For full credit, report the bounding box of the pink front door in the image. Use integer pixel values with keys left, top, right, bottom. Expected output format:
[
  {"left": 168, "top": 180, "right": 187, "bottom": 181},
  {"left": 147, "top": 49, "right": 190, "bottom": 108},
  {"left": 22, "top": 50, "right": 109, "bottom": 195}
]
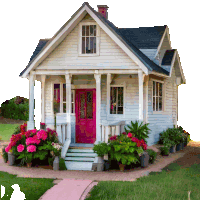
[{"left": 75, "top": 89, "right": 96, "bottom": 143}]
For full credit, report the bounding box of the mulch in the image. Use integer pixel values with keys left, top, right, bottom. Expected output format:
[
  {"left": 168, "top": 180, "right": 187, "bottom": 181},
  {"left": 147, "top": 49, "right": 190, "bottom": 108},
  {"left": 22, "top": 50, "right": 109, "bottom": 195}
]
[
  {"left": 0, "top": 116, "right": 26, "bottom": 124},
  {"left": 163, "top": 141, "right": 200, "bottom": 170}
]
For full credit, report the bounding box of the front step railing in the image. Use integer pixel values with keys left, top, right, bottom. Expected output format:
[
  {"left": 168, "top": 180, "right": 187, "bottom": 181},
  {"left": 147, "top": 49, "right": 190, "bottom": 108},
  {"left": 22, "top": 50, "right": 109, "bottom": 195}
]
[{"left": 100, "top": 121, "right": 126, "bottom": 143}]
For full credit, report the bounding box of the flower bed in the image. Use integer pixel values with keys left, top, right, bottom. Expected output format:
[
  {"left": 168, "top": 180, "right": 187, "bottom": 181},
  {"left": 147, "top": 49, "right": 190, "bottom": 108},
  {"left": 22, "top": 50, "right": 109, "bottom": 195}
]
[
  {"left": 93, "top": 120, "right": 151, "bottom": 171},
  {"left": 4, "top": 122, "right": 63, "bottom": 167}
]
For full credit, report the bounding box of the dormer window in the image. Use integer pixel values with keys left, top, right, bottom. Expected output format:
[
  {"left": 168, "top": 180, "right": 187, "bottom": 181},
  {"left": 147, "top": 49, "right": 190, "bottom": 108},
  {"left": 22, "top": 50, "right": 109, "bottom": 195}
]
[
  {"left": 79, "top": 22, "right": 99, "bottom": 56},
  {"left": 82, "top": 25, "right": 96, "bottom": 54}
]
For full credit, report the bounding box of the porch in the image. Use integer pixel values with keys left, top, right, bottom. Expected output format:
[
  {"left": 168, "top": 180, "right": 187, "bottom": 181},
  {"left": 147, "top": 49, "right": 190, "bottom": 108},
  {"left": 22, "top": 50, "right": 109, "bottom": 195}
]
[
  {"left": 27, "top": 69, "right": 147, "bottom": 144},
  {"left": 26, "top": 69, "right": 148, "bottom": 170}
]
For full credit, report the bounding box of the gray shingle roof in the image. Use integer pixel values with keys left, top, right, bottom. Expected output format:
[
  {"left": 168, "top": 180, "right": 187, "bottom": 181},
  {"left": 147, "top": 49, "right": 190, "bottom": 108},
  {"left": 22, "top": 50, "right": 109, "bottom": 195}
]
[
  {"left": 19, "top": 39, "right": 49, "bottom": 77},
  {"left": 118, "top": 26, "right": 166, "bottom": 49},
  {"left": 29, "top": 39, "right": 49, "bottom": 63},
  {"left": 162, "top": 49, "right": 176, "bottom": 65}
]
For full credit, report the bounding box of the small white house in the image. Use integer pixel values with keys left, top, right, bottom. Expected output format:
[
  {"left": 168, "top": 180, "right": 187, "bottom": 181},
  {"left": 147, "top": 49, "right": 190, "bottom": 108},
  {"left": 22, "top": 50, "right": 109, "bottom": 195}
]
[{"left": 19, "top": 2, "right": 186, "bottom": 170}]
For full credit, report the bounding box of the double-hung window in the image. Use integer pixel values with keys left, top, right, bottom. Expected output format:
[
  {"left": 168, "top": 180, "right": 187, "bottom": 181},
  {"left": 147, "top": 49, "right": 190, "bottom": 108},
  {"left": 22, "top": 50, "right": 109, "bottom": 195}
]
[
  {"left": 110, "top": 87, "right": 124, "bottom": 114},
  {"left": 152, "top": 81, "right": 163, "bottom": 111},
  {"left": 79, "top": 22, "right": 99, "bottom": 56},
  {"left": 82, "top": 25, "right": 96, "bottom": 54},
  {"left": 53, "top": 83, "right": 75, "bottom": 114}
]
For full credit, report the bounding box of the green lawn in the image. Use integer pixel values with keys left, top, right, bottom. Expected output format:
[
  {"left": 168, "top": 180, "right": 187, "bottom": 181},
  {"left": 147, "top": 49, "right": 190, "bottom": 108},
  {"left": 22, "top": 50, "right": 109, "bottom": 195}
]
[
  {"left": 85, "top": 163, "right": 200, "bottom": 200},
  {"left": 0, "top": 124, "right": 19, "bottom": 140},
  {"left": 0, "top": 171, "right": 55, "bottom": 200}
]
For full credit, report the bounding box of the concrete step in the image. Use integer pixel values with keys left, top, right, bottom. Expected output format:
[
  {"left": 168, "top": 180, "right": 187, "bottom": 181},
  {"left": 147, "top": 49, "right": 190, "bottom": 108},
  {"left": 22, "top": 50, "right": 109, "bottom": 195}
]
[{"left": 65, "top": 147, "right": 96, "bottom": 171}]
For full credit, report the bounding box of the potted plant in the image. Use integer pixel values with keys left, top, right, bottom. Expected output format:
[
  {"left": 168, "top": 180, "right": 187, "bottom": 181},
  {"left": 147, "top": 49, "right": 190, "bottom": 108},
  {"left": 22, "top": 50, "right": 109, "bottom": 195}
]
[
  {"left": 146, "top": 149, "right": 157, "bottom": 164},
  {"left": 2, "top": 146, "right": 8, "bottom": 163},
  {"left": 140, "top": 151, "right": 149, "bottom": 168},
  {"left": 107, "top": 132, "right": 146, "bottom": 171},
  {"left": 51, "top": 142, "right": 63, "bottom": 170},
  {"left": 93, "top": 142, "right": 110, "bottom": 171},
  {"left": 40, "top": 122, "right": 46, "bottom": 130},
  {"left": 169, "top": 141, "right": 176, "bottom": 153},
  {"left": 8, "top": 150, "right": 15, "bottom": 166},
  {"left": 160, "top": 146, "right": 169, "bottom": 156},
  {"left": 161, "top": 128, "right": 177, "bottom": 153},
  {"left": 4, "top": 124, "right": 60, "bottom": 169},
  {"left": 176, "top": 130, "right": 184, "bottom": 151}
]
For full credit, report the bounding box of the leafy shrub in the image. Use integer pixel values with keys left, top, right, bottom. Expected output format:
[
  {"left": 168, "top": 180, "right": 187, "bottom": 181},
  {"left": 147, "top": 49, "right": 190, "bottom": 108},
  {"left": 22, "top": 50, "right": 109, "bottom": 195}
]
[
  {"left": 160, "top": 146, "right": 169, "bottom": 156},
  {"left": 59, "top": 158, "right": 67, "bottom": 170},
  {"left": 1, "top": 96, "right": 29, "bottom": 121},
  {"left": 124, "top": 120, "right": 151, "bottom": 144},
  {"left": 93, "top": 142, "right": 110, "bottom": 157},
  {"left": 2, "top": 146, "right": 8, "bottom": 162},
  {"left": 158, "top": 127, "right": 184, "bottom": 147},
  {"left": 146, "top": 149, "right": 157, "bottom": 164}
]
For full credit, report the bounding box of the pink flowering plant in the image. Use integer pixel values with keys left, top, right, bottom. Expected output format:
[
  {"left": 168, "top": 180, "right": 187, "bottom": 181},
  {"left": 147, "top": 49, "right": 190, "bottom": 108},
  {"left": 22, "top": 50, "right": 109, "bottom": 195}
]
[
  {"left": 5, "top": 123, "right": 60, "bottom": 166},
  {"left": 108, "top": 132, "right": 147, "bottom": 166}
]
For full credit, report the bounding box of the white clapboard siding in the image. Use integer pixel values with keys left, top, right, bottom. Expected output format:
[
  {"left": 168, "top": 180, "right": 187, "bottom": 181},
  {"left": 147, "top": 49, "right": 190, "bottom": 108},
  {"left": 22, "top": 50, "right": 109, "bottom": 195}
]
[{"left": 37, "top": 17, "right": 139, "bottom": 70}]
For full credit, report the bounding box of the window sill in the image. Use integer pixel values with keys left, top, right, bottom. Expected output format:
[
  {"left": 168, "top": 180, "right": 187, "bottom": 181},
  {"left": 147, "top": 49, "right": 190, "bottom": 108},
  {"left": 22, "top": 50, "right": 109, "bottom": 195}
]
[
  {"left": 55, "top": 113, "right": 75, "bottom": 115},
  {"left": 153, "top": 111, "right": 166, "bottom": 114},
  {"left": 78, "top": 53, "right": 99, "bottom": 57}
]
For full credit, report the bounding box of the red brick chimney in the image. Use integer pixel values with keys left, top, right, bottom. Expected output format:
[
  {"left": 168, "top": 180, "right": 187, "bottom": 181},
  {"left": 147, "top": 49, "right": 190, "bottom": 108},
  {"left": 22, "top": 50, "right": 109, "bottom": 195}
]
[{"left": 97, "top": 5, "right": 109, "bottom": 19}]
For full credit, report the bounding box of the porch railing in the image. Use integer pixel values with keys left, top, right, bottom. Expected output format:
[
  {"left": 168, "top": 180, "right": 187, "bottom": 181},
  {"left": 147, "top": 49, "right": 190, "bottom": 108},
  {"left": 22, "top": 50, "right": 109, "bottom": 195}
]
[
  {"left": 56, "top": 123, "right": 68, "bottom": 145},
  {"left": 100, "top": 121, "right": 126, "bottom": 143}
]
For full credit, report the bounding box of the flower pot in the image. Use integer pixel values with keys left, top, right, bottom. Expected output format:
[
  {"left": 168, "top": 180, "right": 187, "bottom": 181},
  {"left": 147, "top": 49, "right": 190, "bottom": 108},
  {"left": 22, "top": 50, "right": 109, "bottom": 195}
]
[
  {"left": 181, "top": 143, "right": 184, "bottom": 149},
  {"left": 140, "top": 152, "right": 149, "bottom": 168},
  {"left": 53, "top": 156, "right": 59, "bottom": 170},
  {"left": 8, "top": 152, "right": 15, "bottom": 166},
  {"left": 40, "top": 124, "right": 46, "bottom": 130},
  {"left": 176, "top": 143, "right": 182, "bottom": 151},
  {"left": 27, "top": 163, "right": 32, "bottom": 168},
  {"left": 96, "top": 156, "right": 104, "bottom": 172},
  {"left": 184, "top": 142, "right": 187, "bottom": 147},
  {"left": 169, "top": 145, "right": 176, "bottom": 153},
  {"left": 104, "top": 160, "right": 110, "bottom": 171},
  {"left": 3, "top": 157, "right": 7, "bottom": 163},
  {"left": 119, "top": 163, "right": 125, "bottom": 172}
]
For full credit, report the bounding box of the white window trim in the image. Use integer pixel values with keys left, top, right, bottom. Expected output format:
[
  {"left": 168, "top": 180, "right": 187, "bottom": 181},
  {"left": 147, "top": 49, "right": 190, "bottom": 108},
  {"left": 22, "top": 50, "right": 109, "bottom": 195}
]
[
  {"left": 152, "top": 79, "right": 166, "bottom": 114},
  {"left": 52, "top": 83, "right": 75, "bottom": 115},
  {"left": 78, "top": 22, "right": 100, "bottom": 56},
  {"left": 108, "top": 83, "right": 126, "bottom": 118}
]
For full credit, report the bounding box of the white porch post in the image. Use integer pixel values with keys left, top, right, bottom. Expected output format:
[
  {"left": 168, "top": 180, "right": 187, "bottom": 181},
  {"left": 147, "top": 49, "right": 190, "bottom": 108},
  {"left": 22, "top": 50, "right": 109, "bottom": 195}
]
[
  {"left": 27, "top": 71, "right": 36, "bottom": 130},
  {"left": 107, "top": 73, "right": 111, "bottom": 115},
  {"left": 41, "top": 75, "right": 46, "bottom": 124},
  {"left": 94, "top": 72, "right": 101, "bottom": 143},
  {"left": 145, "top": 75, "right": 149, "bottom": 123},
  {"left": 138, "top": 70, "right": 143, "bottom": 121},
  {"left": 65, "top": 73, "right": 72, "bottom": 142}
]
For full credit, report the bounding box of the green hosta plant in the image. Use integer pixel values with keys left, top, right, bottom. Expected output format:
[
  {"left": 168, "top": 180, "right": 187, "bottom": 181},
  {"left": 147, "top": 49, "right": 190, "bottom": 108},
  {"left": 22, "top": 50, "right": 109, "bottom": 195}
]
[
  {"left": 93, "top": 142, "right": 110, "bottom": 157},
  {"left": 124, "top": 120, "right": 151, "bottom": 144},
  {"left": 108, "top": 133, "right": 147, "bottom": 165}
]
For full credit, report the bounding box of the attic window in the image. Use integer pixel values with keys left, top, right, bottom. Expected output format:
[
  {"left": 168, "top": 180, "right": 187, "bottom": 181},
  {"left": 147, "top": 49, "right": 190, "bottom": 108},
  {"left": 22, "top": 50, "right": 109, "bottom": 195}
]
[{"left": 82, "top": 25, "right": 96, "bottom": 54}]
